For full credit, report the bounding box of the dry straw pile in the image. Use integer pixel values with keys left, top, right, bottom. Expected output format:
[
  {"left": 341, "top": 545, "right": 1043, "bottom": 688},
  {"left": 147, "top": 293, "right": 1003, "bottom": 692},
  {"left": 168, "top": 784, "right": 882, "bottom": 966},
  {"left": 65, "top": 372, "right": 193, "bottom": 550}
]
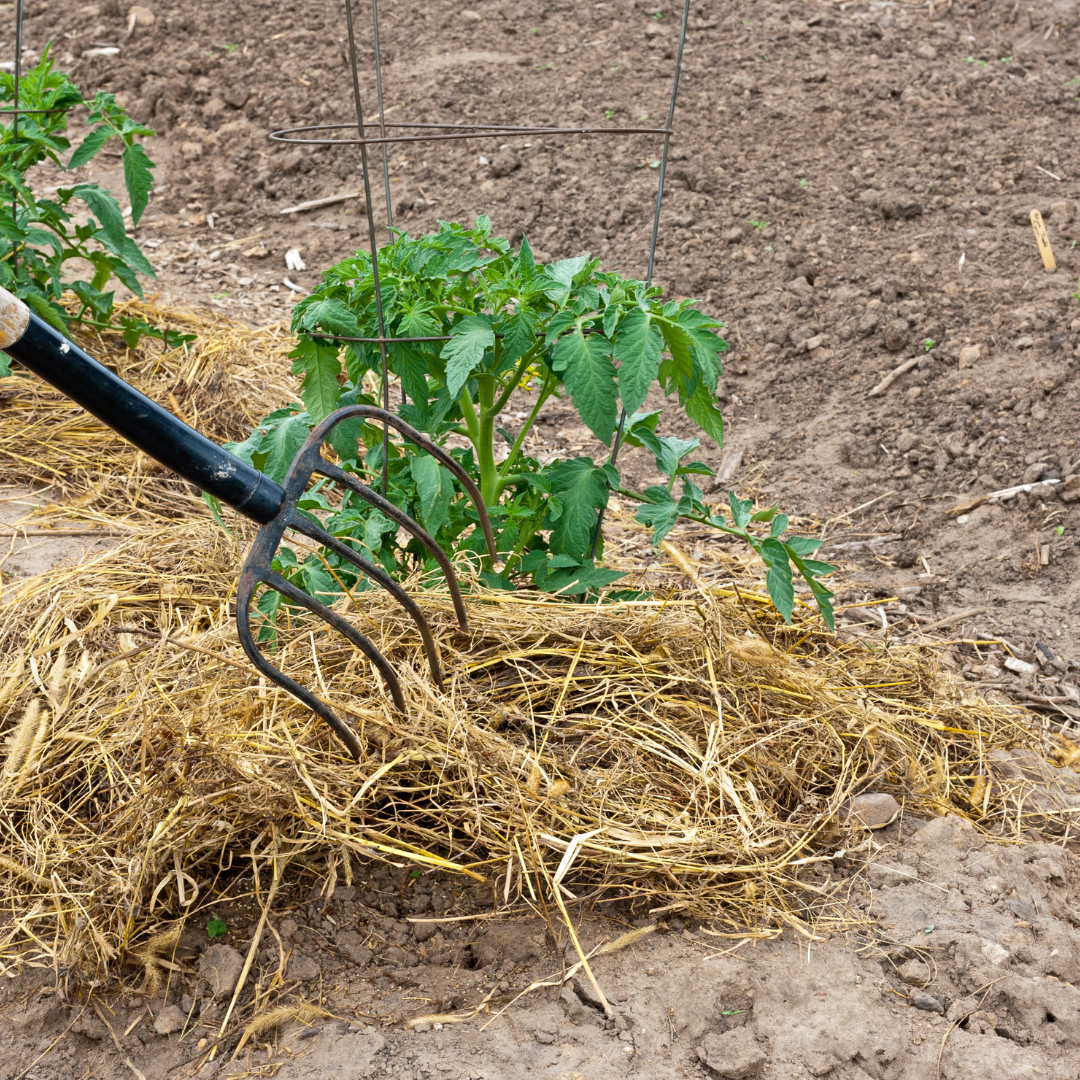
[{"left": 0, "top": 303, "right": 1058, "bottom": 987}]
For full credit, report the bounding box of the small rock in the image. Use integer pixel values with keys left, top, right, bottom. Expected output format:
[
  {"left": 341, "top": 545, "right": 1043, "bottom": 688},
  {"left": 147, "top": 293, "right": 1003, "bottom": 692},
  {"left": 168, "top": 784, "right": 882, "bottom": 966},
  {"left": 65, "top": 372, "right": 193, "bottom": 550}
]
[
  {"left": 1015, "top": 335, "right": 1035, "bottom": 349},
  {"left": 202, "top": 97, "right": 226, "bottom": 119},
  {"left": 898, "top": 959, "right": 931, "bottom": 986},
  {"left": 223, "top": 86, "right": 249, "bottom": 109},
  {"left": 1004, "top": 656, "right": 1036, "bottom": 676},
  {"left": 180, "top": 994, "right": 194, "bottom": 1014},
  {"left": 489, "top": 150, "right": 520, "bottom": 178},
  {"left": 196, "top": 1063, "right": 218, "bottom": 1080},
  {"left": 967, "top": 863, "right": 987, "bottom": 878},
  {"left": 412, "top": 920, "right": 439, "bottom": 942},
  {"left": 910, "top": 991, "right": 945, "bottom": 1014},
  {"left": 461, "top": 9, "right": 481, "bottom": 19},
  {"left": 1022, "top": 463, "right": 1050, "bottom": 484},
  {"left": 916, "top": 43, "right": 938, "bottom": 60},
  {"left": 957, "top": 344, "right": 982, "bottom": 369},
  {"left": 883, "top": 319, "right": 909, "bottom": 352},
  {"left": 179, "top": 141, "right": 203, "bottom": 161},
  {"left": 981, "top": 940, "right": 1009, "bottom": 966},
  {"left": 336, "top": 931, "right": 373, "bottom": 967},
  {"left": 129, "top": 5, "right": 155, "bottom": 25},
  {"left": 842, "top": 792, "right": 900, "bottom": 830},
  {"left": 803, "top": 1052, "right": 840, "bottom": 1077},
  {"left": 697, "top": 1028, "right": 767, "bottom": 1079},
  {"left": 288, "top": 955, "right": 321, "bottom": 981},
  {"left": 1061, "top": 474, "right": 1080, "bottom": 503},
  {"left": 153, "top": 1004, "right": 186, "bottom": 1035},
  {"left": 730, "top": 73, "right": 759, "bottom": 94},
  {"left": 878, "top": 191, "right": 923, "bottom": 221},
  {"left": 243, "top": 244, "right": 269, "bottom": 259},
  {"left": 802, "top": 333, "right": 827, "bottom": 352},
  {"left": 198, "top": 945, "right": 244, "bottom": 1000},
  {"left": 724, "top": 226, "right": 745, "bottom": 243}
]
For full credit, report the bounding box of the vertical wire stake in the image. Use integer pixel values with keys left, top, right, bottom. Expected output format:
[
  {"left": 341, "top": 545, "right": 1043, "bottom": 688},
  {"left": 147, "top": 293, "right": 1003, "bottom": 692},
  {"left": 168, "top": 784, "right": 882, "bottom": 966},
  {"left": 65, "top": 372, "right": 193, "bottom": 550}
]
[
  {"left": 344, "top": 0, "right": 391, "bottom": 495},
  {"left": 368, "top": 0, "right": 406, "bottom": 408},
  {"left": 12, "top": 0, "right": 23, "bottom": 277},
  {"left": 589, "top": 0, "right": 691, "bottom": 560}
]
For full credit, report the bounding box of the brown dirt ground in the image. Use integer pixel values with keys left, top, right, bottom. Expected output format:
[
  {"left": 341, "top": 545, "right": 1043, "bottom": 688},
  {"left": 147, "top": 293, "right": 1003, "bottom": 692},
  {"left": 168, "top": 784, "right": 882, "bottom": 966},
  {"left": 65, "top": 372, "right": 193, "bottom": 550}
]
[{"left": 4, "top": 1, "right": 1080, "bottom": 1078}]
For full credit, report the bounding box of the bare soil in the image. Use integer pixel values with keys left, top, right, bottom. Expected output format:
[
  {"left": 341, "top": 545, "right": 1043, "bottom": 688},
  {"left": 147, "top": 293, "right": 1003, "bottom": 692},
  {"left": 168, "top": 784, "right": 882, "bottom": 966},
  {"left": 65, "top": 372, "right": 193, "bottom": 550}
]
[{"left": 4, "top": 1, "right": 1080, "bottom": 1078}]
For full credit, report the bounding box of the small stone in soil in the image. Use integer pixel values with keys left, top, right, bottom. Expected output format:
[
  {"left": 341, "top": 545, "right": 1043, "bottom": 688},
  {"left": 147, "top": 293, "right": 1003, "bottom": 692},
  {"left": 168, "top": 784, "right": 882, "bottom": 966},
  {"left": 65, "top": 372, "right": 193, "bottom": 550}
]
[
  {"left": 697, "top": 1028, "right": 767, "bottom": 1080},
  {"left": 153, "top": 1004, "right": 186, "bottom": 1035},
  {"left": 899, "top": 958, "right": 931, "bottom": 985},
  {"left": 198, "top": 944, "right": 244, "bottom": 1000},
  {"left": 910, "top": 990, "right": 945, "bottom": 1013},
  {"left": 288, "top": 954, "right": 322, "bottom": 981},
  {"left": 842, "top": 792, "right": 900, "bottom": 830}
]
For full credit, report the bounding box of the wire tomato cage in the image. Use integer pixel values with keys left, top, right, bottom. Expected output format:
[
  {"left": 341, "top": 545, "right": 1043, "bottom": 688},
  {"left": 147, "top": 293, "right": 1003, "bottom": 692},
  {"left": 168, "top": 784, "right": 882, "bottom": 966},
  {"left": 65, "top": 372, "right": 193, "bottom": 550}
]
[
  {"left": 2, "top": 0, "right": 694, "bottom": 759},
  {"left": 247, "top": 0, "right": 696, "bottom": 752}
]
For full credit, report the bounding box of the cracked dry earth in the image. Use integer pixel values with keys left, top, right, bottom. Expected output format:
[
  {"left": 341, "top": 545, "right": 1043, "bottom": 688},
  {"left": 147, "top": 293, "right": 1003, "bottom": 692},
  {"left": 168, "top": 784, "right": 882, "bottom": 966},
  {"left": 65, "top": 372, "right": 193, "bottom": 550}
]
[{"left": 3, "top": 0, "right": 1080, "bottom": 1078}]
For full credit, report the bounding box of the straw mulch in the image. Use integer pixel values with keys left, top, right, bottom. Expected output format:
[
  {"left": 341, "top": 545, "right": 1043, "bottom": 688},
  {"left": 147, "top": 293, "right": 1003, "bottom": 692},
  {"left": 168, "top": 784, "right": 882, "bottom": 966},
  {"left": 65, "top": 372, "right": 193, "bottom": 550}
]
[
  {"left": 0, "top": 303, "right": 1058, "bottom": 990},
  {"left": 0, "top": 298, "right": 295, "bottom": 527}
]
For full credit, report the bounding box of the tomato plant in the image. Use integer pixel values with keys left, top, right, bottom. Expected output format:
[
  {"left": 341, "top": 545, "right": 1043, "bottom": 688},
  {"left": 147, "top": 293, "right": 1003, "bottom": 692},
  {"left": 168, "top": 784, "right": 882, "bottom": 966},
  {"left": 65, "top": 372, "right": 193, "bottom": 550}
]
[
  {"left": 234, "top": 217, "right": 834, "bottom": 627},
  {"left": 0, "top": 46, "right": 189, "bottom": 379}
]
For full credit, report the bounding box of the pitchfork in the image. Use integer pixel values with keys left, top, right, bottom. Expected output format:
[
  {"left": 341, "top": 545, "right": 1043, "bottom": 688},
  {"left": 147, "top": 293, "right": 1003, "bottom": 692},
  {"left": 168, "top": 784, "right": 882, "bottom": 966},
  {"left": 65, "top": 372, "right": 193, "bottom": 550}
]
[{"left": 0, "top": 285, "right": 498, "bottom": 759}]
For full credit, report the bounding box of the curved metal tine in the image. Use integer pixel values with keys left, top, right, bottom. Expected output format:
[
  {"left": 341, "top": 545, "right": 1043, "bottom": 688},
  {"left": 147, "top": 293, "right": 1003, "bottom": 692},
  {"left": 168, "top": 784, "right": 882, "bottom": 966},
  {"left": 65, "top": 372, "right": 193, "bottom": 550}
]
[
  {"left": 286, "top": 509, "right": 444, "bottom": 689},
  {"left": 319, "top": 460, "right": 471, "bottom": 632},
  {"left": 310, "top": 405, "right": 499, "bottom": 565},
  {"left": 236, "top": 575, "right": 365, "bottom": 761},
  {"left": 266, "top": 569, "right": 407, "bottom": 710}
]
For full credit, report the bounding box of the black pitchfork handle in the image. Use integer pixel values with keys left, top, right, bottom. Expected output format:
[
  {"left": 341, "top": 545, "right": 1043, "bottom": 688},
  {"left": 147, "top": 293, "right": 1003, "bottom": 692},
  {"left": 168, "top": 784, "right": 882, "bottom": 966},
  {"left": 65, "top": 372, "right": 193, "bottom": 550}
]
[{"left": 0, "top": 285, "right": 286, "bottom": 523}]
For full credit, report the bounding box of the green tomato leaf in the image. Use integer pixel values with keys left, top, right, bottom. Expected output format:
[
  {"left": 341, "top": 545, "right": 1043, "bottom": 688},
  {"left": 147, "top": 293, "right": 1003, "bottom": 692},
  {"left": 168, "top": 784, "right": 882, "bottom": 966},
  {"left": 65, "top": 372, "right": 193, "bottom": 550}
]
[
  {"left": 552, "top": 330, "right": 617, "bottom": 446},
  {"left": 68, "top": 126, "right": 111, "bottom": 169},
  {"left": 517, "top": 234, "right": 537, "bottom": 280},
  {"left": 363, "top": 510, "right": 397, "bottom": 557},
  {"left": 728, "top": 492, "right": 753, "bottom": 530},
  {"left": 614, "top": 307, "right": 663, "bottom": 417},
  {"left": 538, "top": 561, "right": 625, "bottom": 595},
  {"left": 259, "top": 414, "right": 311, "bottom": 482},
  {"left": 290, "top": 337, "right": 342, "bottom": 423},
  {"left": 498, "top": 308, "right": 537, "bottom": 367},
  {"left": 410, "top": 454, "right": 454, "bottom": 535},
  {"left": 442, "top": 314, "right": 494, "bottom": 399},
  {"left": 685, "top": 383, "right": 725, "bottom": 447},
  {"left": 769, "top": 513, "right": 790, "bottom": 539},
  {"left": 547, "top": 457, "right": 610, "bottom": 557},
  {"left": 634, "top": 485, "right": 680, "bottom": 547},
  {"left": 72, "top": 183, "right": 127, "bottom": 250},
  {"left": 785, "top": 535, "right": 824, "bottom": 557},
  {"left": 299, "top": 296, "right": 361, "bottom": 338},
  {"left": 760, "top": 538, "right": 795, "bottom": 623},
  {"left": 785, "top": 545, "right": 837, "bottom": 630},
  {"left": 121, "top": 142, "right": 155, "bottom": 225}
]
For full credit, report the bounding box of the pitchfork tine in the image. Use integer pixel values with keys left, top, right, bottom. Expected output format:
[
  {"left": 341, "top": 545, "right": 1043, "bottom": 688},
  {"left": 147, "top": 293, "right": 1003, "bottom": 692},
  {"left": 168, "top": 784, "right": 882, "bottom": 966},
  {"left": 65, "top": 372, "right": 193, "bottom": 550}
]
[
  {"left": 288, "top": 510, "right": 445, "bottom": 688},
  {"left": 308, "top": 405, "right": 499, "bottom": 565},
  {"left": 318, "top": 461, "right": 471, "bottom": 631}
]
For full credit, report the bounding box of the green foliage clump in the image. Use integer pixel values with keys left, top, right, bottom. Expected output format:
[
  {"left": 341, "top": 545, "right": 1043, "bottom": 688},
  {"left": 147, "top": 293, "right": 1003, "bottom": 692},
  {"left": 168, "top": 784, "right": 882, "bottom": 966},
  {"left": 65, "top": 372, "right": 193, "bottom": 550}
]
[
  {"left": 235, "top": 217, "right": 834, "bottom": 627},
  {"left": 0, "top": 46, "right": 189, "bottom": 378}
]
